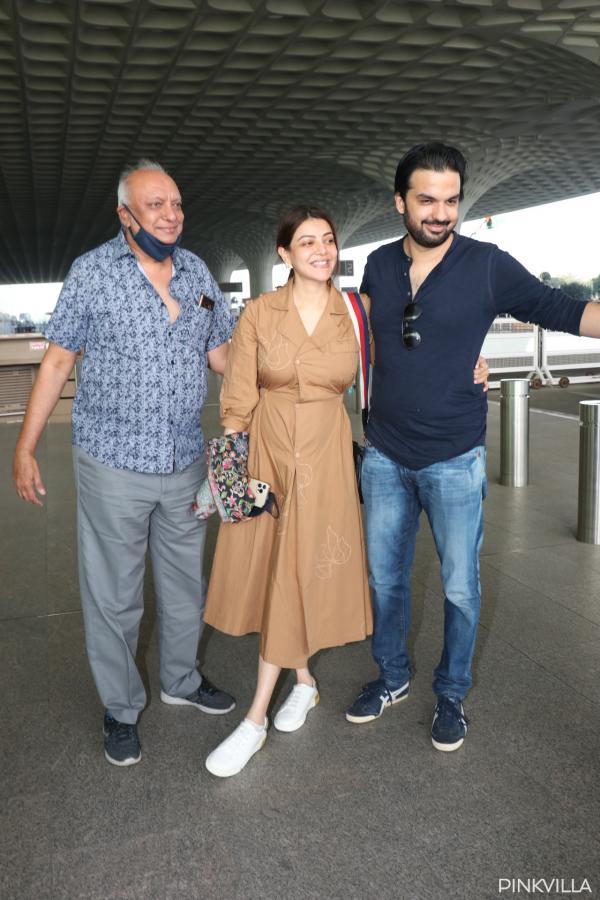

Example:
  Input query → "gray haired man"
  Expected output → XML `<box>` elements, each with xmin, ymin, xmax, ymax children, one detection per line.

<box><xmin>13</xmin><ymin>160</ymin><xmax>236</xmax><ymax>766</ymax></box>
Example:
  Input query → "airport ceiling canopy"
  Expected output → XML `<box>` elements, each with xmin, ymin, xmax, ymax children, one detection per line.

<box><xmin>1</xmin><ymin>0</ymin><xmax>600</xmax><ymax>283</ymax></box>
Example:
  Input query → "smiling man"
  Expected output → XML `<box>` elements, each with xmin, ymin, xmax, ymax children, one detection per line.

<box><xmin>13</xmin><ymin>160</ymin><xmax>236</xmax><ymax>766</ymax></box>
<box><xmin>345</xmin><ymin>141</ymin><xmax>600</xmax><ymax>751</ymax></box>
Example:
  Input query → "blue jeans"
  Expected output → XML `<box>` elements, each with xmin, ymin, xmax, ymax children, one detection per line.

<box><xmin>362</xmin><ymin>444</ymin><xmax>487</xmax><ymax>700</ymax></box>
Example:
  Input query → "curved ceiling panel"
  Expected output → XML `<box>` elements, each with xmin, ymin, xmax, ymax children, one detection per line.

<box><xmin>0</xmin><ymin>0</ymin><xmax>599</xmax><ymax>281</ymax></box>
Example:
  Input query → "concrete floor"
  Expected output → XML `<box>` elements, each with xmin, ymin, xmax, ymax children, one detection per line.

<box><xmin>1</xmin><ymin>379</ymin><xmax>599</xmax><ymax>900</ymax></box>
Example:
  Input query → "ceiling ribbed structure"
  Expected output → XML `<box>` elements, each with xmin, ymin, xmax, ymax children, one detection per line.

<box><xmin>1</xmin><ymin>0</ymin><xmax>600</xmax><ymax>287</ymax></box>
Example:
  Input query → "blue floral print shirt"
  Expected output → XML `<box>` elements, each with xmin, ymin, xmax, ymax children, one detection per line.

<box><xmin>45</xmin><ymin>231</ymin><xmax>234</xmax><ymax>473</ymax></box>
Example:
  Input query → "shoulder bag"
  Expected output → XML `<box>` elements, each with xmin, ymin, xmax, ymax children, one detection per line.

<box><xmin>342</xmin><ymin>290</ymin><xmax>371</xmax><ymax>503</ymax></box>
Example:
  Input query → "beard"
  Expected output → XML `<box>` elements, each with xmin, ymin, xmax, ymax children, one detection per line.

<box><xmin>404</xmin><ymin>209</ymin><xmax>455</xmax><ymax>248</ymax></box>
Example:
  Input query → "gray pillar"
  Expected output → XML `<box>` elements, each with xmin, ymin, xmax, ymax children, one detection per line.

<box><xmin>197</xmin><ymin>244</ymin><xmax>244</xmax><ymax>287</ymax></box>
<box><xmin>246</xmin><ymin>253</ymin><xmax>277</xmax><ymax>297</ymax></box>
<box><xmin>500</xmin><ymin>379</ymin><xmax>529</xmax><ymax>487</ymax></box>
<box><xmin>577</xmin><ymin>401</ymin><xmax>600</xmax><ymax>544</ymax></box>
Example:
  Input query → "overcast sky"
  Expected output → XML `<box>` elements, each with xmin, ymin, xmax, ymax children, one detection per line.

<box><xmin>1</xmin><ymin>190</ymin><xmax>599</xmax><ymax>321</ymax></box>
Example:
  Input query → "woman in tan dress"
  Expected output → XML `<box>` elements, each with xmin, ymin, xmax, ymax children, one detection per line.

<box><xmin>204</xmin><ymin>207</ymin><xmax>373</xmax><ymax>776</ymax></box>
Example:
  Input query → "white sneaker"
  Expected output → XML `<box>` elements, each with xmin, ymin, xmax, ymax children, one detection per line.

<box><xmin>273</xmin><ymin>681</ymin><xmax>319</xmax><ymax>733</ymax></box>
<box><xmin>205</xmin><ymin>718</ymin><xmax>268</xmax><ymax>777</ymax></box>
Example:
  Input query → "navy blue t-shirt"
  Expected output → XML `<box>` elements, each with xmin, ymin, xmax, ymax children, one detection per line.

<box><xmin>361</xmin><ymin>233</ymin><xmax>585</xmax><ymax>470</ymax></box>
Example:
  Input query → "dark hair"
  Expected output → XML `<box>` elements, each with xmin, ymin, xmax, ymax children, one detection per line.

<box><xmin>276</xmin><ymin>206</ymin><xmax>339</xmax><ymax>252</ymax></box>
<box><xmin>394</xmin><ymin>142</ymin><xmax>467</xmax><ymax>201</ymax></box>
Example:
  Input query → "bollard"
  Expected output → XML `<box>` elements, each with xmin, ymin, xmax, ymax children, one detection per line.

<box><xmin>577</xmin><ymin>401</ymin><xmax>600</xmax><ymax>544</ymax></box>
<box><xmin>500</xmin><ymin>379</ymin><xmax>529</xmax><ymax>486</ymax></box>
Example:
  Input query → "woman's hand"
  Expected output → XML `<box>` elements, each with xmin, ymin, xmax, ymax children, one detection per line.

<box><xmin>474</xmin><ymin>355</ymin><xmax>489</xmax><ymax>392</ymax></box>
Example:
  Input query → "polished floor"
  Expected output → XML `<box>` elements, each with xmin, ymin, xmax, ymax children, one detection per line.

<box><xmin>1</xmin><ymin>380</ymin><xmax>599</xmax><ymax>900</ymax></box>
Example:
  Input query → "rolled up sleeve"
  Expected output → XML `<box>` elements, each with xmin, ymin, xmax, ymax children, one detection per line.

<box><xmin>491</xmin><ymin>249</ymin><xmax>585</xmax><ymax>335</ymax></box>
<box><xmin>220</xmin><ymin>302</ymin><xmax>260</xmax><ymax>432</ymax></box>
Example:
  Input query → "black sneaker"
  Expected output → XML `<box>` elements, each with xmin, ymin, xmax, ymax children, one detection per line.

<box><xmin>103</xmin><ymin>713</ymin><xmax>142</xmax><ymax>767</ymax></box>
<box><xmin>345</xmin><ymin>678</ymin><xmax>410</xmax><ymax>724</ymax></box>
<box><xmin>160</xmin><ymin>675</ymin><xmax>236</xmax><ymax>715</ymax></box>
<box><xmin>431</xmin><ymin>696</ymin><xmax>468</xmax><ymax>752</ymax></box>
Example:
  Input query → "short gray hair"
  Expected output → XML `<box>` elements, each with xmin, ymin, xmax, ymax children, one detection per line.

<box><xmin>117</xmin><ymin>159</ymin><xmax>167</xmax><ymax>205</ymax></box>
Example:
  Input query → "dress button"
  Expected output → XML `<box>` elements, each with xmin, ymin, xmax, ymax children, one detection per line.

<box><xmin>295</xmin><ymin>452</ymin><xmax>300</xmax><ymax>458</ymax></box>
<box><xmin>295</xmin><ymin>359</ymin><xmax>300</xmax><ymax>365</ymax></box>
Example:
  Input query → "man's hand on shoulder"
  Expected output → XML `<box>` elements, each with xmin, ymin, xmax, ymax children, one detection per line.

<box><xmin>474</xmin><ymin>355</ymin><xmax>490</xmax><ymax>392</ymax></box>
<box><xmin>13</xmin><ymin>447</ymin><xmax>46</xmax><ymax>506</ymax></box>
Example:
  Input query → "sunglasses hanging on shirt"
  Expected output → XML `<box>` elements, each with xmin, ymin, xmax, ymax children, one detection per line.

<box><xmin>402</xmin><ymin>301</ymin><xmax>423</xmax><ymax>350</ymax></box>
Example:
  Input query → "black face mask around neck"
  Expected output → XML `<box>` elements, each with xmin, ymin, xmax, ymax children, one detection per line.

<box><xmin>123</xmin><ymin>205</ymin><xmax>182</xmax><ymax>261</ymax></box>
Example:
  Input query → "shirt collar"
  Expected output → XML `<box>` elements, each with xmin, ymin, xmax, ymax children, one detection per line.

<box><xmin>268</xmin><ymin>280</ymin><xmax>351</xmax><ymax>348</ymax></box>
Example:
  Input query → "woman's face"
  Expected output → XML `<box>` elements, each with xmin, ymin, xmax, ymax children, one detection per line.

<box><xmin>279</xmin><ymin>218</ymin><xmax>338</xmax><ymax>283</ymax></box>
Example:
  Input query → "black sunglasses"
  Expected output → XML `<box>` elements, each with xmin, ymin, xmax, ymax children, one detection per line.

<box><xmin>402</xmin><ymin>301</ymin><xmax>422</xmax><ymax>350</ymax></box>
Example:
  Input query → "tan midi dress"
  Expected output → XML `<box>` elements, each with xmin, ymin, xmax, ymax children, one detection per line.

<box><xmin>203</xmin><ymin>281</ymin><xmax>372</xmax><ymax>668</ymax></box>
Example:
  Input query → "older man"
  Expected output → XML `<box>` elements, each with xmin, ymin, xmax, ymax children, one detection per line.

<box><xmin>13</xmin><ymin>160</ymin><xmax>235</xmax><ymax>766</ymax></box>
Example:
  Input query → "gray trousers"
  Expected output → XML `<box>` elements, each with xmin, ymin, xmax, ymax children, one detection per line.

<box><xmin>73</xmin><ymin>446</ymin><xmax>208</xmax><ymax>724</ymax></box>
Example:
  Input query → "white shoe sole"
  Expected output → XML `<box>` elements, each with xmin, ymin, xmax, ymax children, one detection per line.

<box><xmin>160</xmin><ymin>690</ymin><xmax>235</xmax><ymax>715</ymax></box>
<box><xmin>431</xmin><ymin>735</ymin><xmax>465</xmax><ymax>752</ymax></box>
<box><xmin>345</xmin><ymin>690</ymin><xmax>409</xmax><ymax>724</ymax></box>
<box><xmin>104</xmin><ymin>750</ymin><xmax>141</xmax><ymax>767</ymax></box>
<box><xmin>274</xmin><ymin>691</ymin><xmax>320</xmax><ymax>733</ymax></box>
<box><xmin>205</xmin><ymin>731</ymin><xmax>267</xmax><ymax>778</ymax></box>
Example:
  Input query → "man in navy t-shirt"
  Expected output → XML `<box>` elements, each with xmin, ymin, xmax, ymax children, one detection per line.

<box><xmin>345</xmin><ymin>141</ymin><xmax>600</xmax><ymax>751</ymax></box>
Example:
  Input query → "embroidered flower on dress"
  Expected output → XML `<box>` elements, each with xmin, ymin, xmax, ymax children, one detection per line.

<box><xmin>258</xmin><ymin>331</ymin><xmax>291</xmax><ymax>371</ymax></box>
<box><xmin>315</xmin><ymin>526</ymin><xmax>351</xmax><ymax>579</ymax></box>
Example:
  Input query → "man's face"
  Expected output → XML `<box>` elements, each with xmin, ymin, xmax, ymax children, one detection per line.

<box><xmin>117</xmin><ymin>170</ymin><xmax>184</xmax><ymax>243</ymax></box>
<box><xmin>395</xmin><ymin>168</ymin><xmax>460</xmax><ymax>248</ymax></box>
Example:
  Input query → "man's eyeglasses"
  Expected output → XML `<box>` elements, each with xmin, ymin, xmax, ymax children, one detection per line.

<box><xmin>402</xmin><ymin>301</ymin><xmax>422</xmax><ymax>350</ymax></box>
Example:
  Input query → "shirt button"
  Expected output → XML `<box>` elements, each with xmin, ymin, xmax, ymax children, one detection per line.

<box><xmin>295</xmin><ymin>452</ymin><xmax>300</xmax><ymax>458</ymax></box>
<box><xmin>295</xmin><ymin>359</ymin><xmax>300</xmax><ymax>365</ymax></box>
<box><xmin>171</xmin><ymin>390</ymin><xmax>175</xmax><ymax>395</ymax></box>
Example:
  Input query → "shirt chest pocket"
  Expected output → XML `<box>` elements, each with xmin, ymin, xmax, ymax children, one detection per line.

<box><xmin>184</xmin><ymin>304</ymin><xmax>213</xmax><ymax>346</ymax></box>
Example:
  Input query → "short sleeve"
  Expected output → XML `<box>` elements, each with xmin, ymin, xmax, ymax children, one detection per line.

<box><xmin>203</xmin><ymin>269</ymin><xmax>235</xmax><ymax>351</ymax></box>
<box><xmin>220</xmin><ymin>302</ymin><xmax>260</xmax><ymax>432</ymax></box>
<box><xmin>44</xmin><ymin>259</ymin><xmax>88</xmax><ymax>351</ymax></box>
